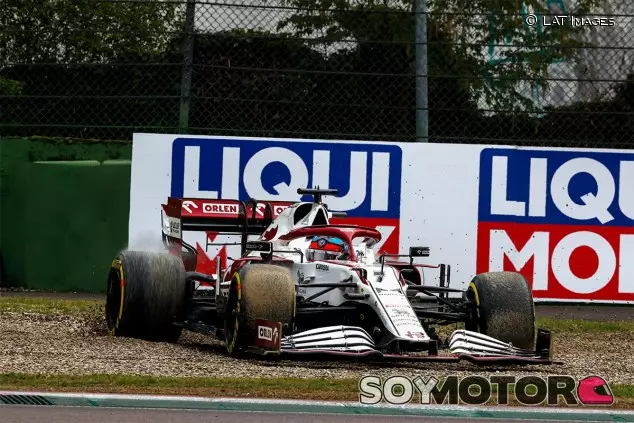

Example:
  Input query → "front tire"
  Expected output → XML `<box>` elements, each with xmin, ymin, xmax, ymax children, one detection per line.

<box><xmin>106</xmin><ymin>250</ymin><xmax>186</xmax><ymax>343</ymax></box>
<box><xmin>465</xmin><ymin>271</ymin><xmax>535</xmax><ymax>350</ymax></box>
<box><xmin>224</xmin><ymin>264</ymin><xmax>295</xmax><ymax>356</ymax></box>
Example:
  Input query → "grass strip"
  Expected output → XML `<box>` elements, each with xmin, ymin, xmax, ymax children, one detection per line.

<box><xmin>0</xmin><ymin>373</ymin><xmax>357</xmax><ymax>401</ymax></box>
<box><xmin>535</xmin><ymin>317</ymin><xmax>634</xmax><ymax>334</ymax></box>
<box><xmin>0</xmin><ymin>297</ymin><xmax>102</xmax><ymax>318</ymax></box>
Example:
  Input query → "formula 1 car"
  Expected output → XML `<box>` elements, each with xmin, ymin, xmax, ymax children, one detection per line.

<box><xmin>106</xmin><ymin>188</ymin><xmax>558</xmax><ymax>365</ymax></box>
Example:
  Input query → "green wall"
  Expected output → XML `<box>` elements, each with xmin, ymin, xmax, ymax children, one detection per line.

<box><xmin>0</xmin><ymin>137</ymin><xmax>132</xmax><ymax>292</ymax></box>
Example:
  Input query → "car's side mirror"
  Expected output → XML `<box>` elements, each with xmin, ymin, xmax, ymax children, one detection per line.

<box><xmin>409</xmin><ymin>246</ymin><xmax>430</xmax><ymax>257</ymax></box>
<box><xmin>245</xmin><ymin>241</ymin><xmax>273</xmax><ymax>261</ymax></box>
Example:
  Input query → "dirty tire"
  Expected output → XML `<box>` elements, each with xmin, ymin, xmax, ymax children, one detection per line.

<box><xmin>466</xmin><ymin>271</ymin><xmax>535</xmax><ymax>350</ymax></box>
<box><xmin>106</xmin><ymin>250</ymin><xmax>186</xmax><ymax>343</ymax></box>
<box><xmin>224</xmin><ymin>264</ymin><xmax>295</xmax><ymax>356</ymax></box>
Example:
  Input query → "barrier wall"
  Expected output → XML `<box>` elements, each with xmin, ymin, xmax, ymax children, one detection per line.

<box><xmin>0</xmin><ymin>137</ymin><xmax>131</xmax><ymax>292</ymax></box>
<box><xmin>129</xmin><ymin>134</ymin><xmax>634</xmax><ymax>304</ymax></box>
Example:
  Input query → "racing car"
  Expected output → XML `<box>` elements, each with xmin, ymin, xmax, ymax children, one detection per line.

<box><xmin>106</xmin><ymin>188</ymin><xmax>558</xmax><ymax>365</ymax></box>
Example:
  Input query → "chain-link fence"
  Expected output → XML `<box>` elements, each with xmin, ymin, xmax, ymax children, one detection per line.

<box><xmin>1</xmin><ymin>0</ymin><xmax>633</xmax><ymax>147</ymax></box>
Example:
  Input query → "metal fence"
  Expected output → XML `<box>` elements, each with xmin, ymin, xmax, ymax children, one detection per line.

<box><xmin>1</xmin><ymin>0</ymin><xmax>633</xmax><ymax>147</ymax></box>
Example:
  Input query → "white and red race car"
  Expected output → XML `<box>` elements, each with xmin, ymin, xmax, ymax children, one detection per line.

<box><xmin>106</xmin><ymin>188</ymin><xmax>558</xmax><ymax>365</ymax></box>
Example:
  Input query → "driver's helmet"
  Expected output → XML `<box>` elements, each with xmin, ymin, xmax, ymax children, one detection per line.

<box><xmin>306</xmin><ymin>236</ymin><xmax>350</xmax><ymax>261</ymax></box>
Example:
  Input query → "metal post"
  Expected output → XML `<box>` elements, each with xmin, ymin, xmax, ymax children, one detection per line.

<box><xmin>179</xmin><ymin>0</ymin><xmax>196</xmax><ymax>133</ymax></box>
<box><xmin>415</xmin><ymin>0</ymin><xmax>429</xmax><ymax>142</ymax></box>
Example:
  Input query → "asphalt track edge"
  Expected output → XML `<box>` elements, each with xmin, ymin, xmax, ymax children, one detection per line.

<box><xmin>1</xmin><ymin>391</ymin><xmax>634</xmax><ymax>421</ymax></box>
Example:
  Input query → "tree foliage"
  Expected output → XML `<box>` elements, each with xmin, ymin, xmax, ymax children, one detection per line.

<box><xmin>0</xmin><ymin>0</ymin><xmax>184</xmax><ymax>63</ymax></box>
<box><xmin>0</xmin><ymin>0</ymin><xmax>628</xmax><ymax>146</ymax></box>
<box><xmin>0</xmin><ymin>0</ymin><xmax>184</xmax><ymax>139</ymax></box>
<box><xmin>277</xmin><ymin>0</ymin><xmax>606</xmax><ymax>113</ymax></box>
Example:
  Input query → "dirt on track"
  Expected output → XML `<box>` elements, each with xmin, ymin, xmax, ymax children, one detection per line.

<box><xmin>0</xmin><ymin>311</ymin><xmax>633</xmax><ymax>385</ymax></box>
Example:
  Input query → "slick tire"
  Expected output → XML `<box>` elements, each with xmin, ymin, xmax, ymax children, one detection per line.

<box><xmin>106</xmin><ymin>250</ymin><xmax>186</xmax><ymax>343</ymax></box>
<box><xmin>224</xmin><ymin>264</ymin><xmax>295</xmax><ymax>356</ymax></box>
<box><xmin>465</xmin><ymin>271</ymin><xmax>536</xmax><ymax>350</ymax></box>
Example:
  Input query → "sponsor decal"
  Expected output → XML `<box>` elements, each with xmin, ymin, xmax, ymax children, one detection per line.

<box><xmin>409</xmin><ymin>246</ymin><xmax>430</xmax><ymax>257</ymax></box>
<box><xmin>315</xmin><ymin>263</ymin><xmax>329</xmax><ymax>271</ymax></box>
<box><xmin>182</xmin><ymin>200</ymin><xmax>198</xmax><ymax>214</ymax></box>
<box><xmin>245</xmin><ymin>241</ymin><xmax>273</xmax><ymax>253</ymax></box>
<box><xmin>170</xmin><ymin>137</ymin><xmax>402</xmax><ymax>255</ymax></box>
<box><xmin>258</xmin><ymin>325</ymin><xmax>273</xmax><ymax>341</ymax></box>
<box><xmin>249</xmin><ymin>202</ymin><xmax>290</xmax><ymax>219</ymax></box>
<box><xmin>405</xmin><ymin>331</ymin><xmax>427</xmax><ymax>339</ymax></box>
<box><xmin>376</xmin><ymin>290</ymin><xmax>427</xmax><ymax>338</ymax></box>
<box><xmin>161</xmin><ymin>212</ymin><xmax>182</xmax><ymax>238</ymax></box>
<box><xmin>202</xmin><ymin>202</ymin><xmax>238</xmax><ymax>214</ymax></box>
<box><xmin>359</xmin><ymin>374</ymin><xmax>614</xmax><ymax>406</ymax></box>
<box><xmin>377</xmin><ymin>290</ymin><xmax>400</xmax><ymax>296</ymax></box>
<box><xmin>255</xmin><ymin>319</ymin><xmax>281</xmax><ymax>350</ymax></box>
<box><xmin>477</xmin><ymin>148</ymin><xmax>634</xmax><ymax>302</ymax></box>
<box><xmin>378</xmin><ymin>290</ymin><xmax>409</xmax><ymax>308</ymax></box>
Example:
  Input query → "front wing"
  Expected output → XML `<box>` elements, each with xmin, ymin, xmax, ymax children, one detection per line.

<box><xmin>253</xmin><ymin>323</ymin><xmax>561</xmax><ymax>366</ymax></box>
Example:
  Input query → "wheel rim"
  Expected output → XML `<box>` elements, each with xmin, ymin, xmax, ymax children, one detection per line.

<box><xmin>106</xmin><ymin>269</ymin><xmax>122</xmax><ymax>329</ymax></box>
<box><xmin>464</xmin><ymin>287</ymin><xmax>480</xmax><ymax>332</ymax></box>
<box><xmin>224</xmin><ymin>280</ymin><xmax>239</xmax><ymax>351</ymax></box>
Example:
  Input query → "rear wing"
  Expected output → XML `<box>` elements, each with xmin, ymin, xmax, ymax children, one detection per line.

<box><xmin>161</xmin><ymin>197</ymin><xmax>294</xmax><ymax>238</ymax></box>
<box><xmin>160</xmin><ymin>188</ymin><xmax>348</xmax><ymax>256</ymax></box>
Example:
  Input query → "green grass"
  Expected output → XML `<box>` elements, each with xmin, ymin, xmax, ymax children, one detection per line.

<box><xmin>0</xmin><ymin>297</ymin><xmax>102</xmax><ymax>318</ymax></box>
<box><xmin>0</xmin><ymin>373</ymin><xmax>354</xmax><ymax>391</ymax></box>
<box><xmin>0</xmin><ymin>373</ymin><xmax>358</xmax><ymax>400</ymax></box>
<box><xmin>536</xmin><ymin>317</ymin><xmax>634</xmax><ymax>333</ymax></box>
<box><xmin>614</xmin><ymin>385</ymin><xmax>634</xmax><ymax>398</ymax></box>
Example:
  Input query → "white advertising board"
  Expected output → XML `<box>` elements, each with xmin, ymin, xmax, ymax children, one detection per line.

<box><xmin>129</xmin><ymin>133</ymin><xmax>634</xmax><ymax>304</ymax></box>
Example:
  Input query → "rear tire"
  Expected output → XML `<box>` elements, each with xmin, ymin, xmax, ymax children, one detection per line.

<box><xmin>224</xmin><ymin>264</ymin><xmax>295</xmax><ymax>356</ymax></box>
<box><xmin>106</xmin><ymin>250</ymin><xmax>186</xmax><ymax>343</ymax></box>
<box><xmin>465</xmin><ymin>271</ymin><xmax>535</xmax><ymax>350</ymax></box>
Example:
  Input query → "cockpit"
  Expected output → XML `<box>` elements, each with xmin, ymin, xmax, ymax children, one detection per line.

<box><xmin>306</xmin><ymin>236</ymin><xmax>350</xmax><ymax>261</ymax></box>
<box><xmin>301</xmin><ymin>235</ymin><xmax>377</xmax><ymax>264</ymax></box>
<box><xmin>272</xmin><ymin>212</ymin><xmax>383</xmax><ymax>264</ymax></box>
